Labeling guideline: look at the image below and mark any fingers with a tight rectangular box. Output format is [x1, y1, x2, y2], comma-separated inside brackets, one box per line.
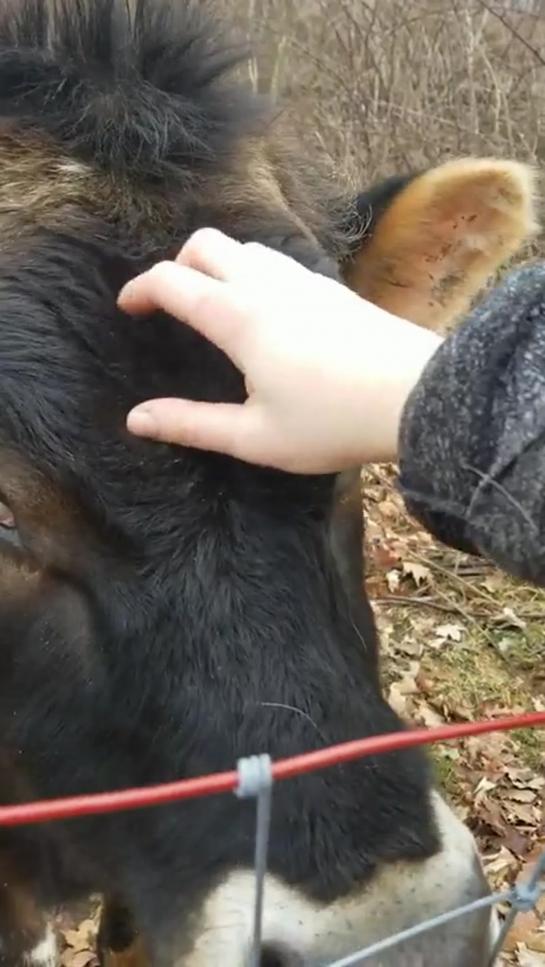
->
[127, 398, 269, 464]
[176, 228, 246, 281]
[118, 261, 249, 365]
[118, 229, 317, 353]
[177, 227, 311, 282]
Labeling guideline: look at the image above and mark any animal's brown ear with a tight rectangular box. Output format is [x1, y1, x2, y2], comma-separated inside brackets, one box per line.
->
[342, 159, 538, 332]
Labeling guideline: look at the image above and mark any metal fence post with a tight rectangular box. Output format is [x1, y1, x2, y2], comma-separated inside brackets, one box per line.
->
[236, 754, 273, 967]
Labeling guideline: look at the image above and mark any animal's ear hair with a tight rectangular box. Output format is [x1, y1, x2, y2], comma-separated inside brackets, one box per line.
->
[341, 159, 538, 332]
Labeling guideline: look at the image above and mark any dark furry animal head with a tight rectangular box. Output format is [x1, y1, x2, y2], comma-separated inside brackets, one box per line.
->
[0, 6, 435, 958]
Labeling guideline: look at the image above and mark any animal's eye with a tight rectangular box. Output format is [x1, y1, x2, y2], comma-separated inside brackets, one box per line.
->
[0, 500, 21, 547]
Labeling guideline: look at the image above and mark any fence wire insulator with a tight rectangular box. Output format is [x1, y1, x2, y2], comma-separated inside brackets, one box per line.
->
[488, 848, 545, 966]
[236, 754, 273, 967]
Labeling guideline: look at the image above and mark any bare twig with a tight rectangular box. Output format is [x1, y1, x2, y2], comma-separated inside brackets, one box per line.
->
[374, 595, 545, 622]
[477, 0, 545, 67]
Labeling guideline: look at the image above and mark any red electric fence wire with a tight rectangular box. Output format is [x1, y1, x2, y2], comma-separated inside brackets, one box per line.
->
[1, 711, 544, 827]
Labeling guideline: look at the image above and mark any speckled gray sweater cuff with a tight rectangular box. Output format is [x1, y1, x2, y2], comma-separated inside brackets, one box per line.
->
[398, 262, 545, 586]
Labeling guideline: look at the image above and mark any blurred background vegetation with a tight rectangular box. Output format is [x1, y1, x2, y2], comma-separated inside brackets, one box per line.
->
[223, 0, 545, 245]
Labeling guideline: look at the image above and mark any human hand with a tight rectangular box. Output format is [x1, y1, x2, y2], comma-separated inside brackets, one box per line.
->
[118, 229, 442, 473]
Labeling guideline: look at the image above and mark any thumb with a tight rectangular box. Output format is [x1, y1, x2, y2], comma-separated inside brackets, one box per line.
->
[127, 398, 268, 463]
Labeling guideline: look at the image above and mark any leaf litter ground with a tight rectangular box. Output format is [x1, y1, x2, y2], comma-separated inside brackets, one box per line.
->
[364, 464, 545, 966]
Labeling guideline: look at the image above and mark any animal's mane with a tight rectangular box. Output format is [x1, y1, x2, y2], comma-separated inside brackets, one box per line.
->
[0, 0, 262, 179]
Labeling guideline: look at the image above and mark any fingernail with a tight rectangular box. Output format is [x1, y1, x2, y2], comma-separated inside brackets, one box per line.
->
[118, 280, 134, 303]
[127, 406, 157, 436]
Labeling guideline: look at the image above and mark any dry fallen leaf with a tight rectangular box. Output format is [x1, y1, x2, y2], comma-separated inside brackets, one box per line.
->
[501, 607, 527, 631]
[386, 568, 400, 592]
[516, 947, 545, 966]
[434, 622, 463, 643]
[63, 921, 96, 950]
[373, 544, 400, 569]
[475, 776, 498, 807]
[396, 637, 424, 658]
[506, 770, 544, 791]
[503, 826, 531, 859]
[505, 790, 538, 805]
[377, 499, 398, 519]
[388, 682, 409, 716]
[402, 560, 430, 586]
[484, 846, 520, 881]
[482, 573, 504, 594]
[527, 935, 545, 956]
[414, 701, 444, 728]
[504, 912, 543, 953]
[61, 950, 96, 967]
[388, 683, 418, 718]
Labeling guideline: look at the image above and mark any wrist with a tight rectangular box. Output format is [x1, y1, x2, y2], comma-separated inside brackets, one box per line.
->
[358, 322, 443, 465]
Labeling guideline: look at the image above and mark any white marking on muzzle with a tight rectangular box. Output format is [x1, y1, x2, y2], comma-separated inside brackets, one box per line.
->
[182, 791, 494, 966]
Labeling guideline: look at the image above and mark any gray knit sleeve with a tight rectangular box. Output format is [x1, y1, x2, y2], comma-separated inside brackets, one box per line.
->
[397, 262, 545, 586]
